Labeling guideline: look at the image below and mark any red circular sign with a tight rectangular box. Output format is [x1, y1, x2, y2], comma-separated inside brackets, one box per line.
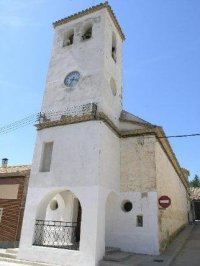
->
[158, 196, 171, 208]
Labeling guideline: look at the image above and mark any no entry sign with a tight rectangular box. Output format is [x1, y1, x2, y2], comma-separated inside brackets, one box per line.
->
[158, 195, 171, 208]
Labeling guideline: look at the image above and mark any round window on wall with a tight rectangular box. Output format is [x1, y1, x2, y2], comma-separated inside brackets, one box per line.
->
[110, 78, 117, 96]
[50, 200, 59, 211]
[121, 200, 133, 212]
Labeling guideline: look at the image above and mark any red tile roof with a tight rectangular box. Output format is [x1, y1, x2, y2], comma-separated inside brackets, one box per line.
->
[0, 165, 31, 177]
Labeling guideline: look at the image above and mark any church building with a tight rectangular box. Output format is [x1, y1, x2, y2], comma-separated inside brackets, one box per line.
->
[18, 3, 190, 266]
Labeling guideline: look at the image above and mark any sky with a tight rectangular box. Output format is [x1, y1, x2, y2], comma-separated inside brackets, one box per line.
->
[0, 0, 199, 180]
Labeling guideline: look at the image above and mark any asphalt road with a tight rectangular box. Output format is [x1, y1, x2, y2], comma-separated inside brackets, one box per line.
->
[171, 222, 200, 266]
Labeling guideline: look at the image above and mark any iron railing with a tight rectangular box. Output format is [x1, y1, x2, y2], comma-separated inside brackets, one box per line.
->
[33, 220, 80, 250]
[37, 102, 97, 123]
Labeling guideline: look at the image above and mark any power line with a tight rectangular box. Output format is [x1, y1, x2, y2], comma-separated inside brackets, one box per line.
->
[159, 133, 200, 139]
[0, 112, 200, 139]
[0, 114, 37, 135]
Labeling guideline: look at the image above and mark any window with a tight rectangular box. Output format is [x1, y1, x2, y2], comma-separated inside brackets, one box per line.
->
[0, 185, 19, 199]
[137, 215, 143, 227]
[50, 200, 58, 211]
[82, 22, 92, 40]
[40, 142, 53, 172]
[111, 32, 117, 62]
[0, 208, 3, 223]
[110, 78, 117, 96]
[121, 200, 133, 212]
[63, 29, 74, 47]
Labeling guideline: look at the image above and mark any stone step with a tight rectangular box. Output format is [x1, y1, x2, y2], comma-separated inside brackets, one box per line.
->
[99, 261, 125, 266]
[0, 256, 59, 266]
[6, 248, 19, 254]
[103, 251, 132, 262]
[0, 251, 17, 259]
[105, 247, 121, 254]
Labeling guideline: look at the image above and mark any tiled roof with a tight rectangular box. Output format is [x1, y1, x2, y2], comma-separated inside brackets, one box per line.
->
[190, 187, 200, 200]
[53, 2, 125, 40]
[0, 165, 31, 177]
[120, 110, 154, 126]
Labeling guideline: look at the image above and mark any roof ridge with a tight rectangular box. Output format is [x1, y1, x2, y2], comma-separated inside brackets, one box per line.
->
[0, 164, 31, 168]
[120, 110, 155, 126]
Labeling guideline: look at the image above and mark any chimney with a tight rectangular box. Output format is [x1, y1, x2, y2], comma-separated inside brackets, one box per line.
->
[2, 158, 8, 168]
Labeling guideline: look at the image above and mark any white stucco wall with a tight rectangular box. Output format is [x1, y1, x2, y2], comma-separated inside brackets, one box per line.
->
[19, 120, 120, 265]
[19, 186, 110, 266]
[29, 121, 119, 190]
[45, 191, 75, 222]
[155, 142, 189, 250]
[98, 122, 120, 190]
[117, 135, 160, 254]
[105, 191, 159, 255]
[41, 8, 123, 126]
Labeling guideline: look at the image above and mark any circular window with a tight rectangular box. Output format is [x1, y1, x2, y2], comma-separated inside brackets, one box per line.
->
[122, 200, 133, 212]
[50, 200, 59, 211]
[110, 78, 117, 96]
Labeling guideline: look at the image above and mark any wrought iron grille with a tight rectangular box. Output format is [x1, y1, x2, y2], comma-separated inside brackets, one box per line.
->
[33, 220, 80, 250]
[37, 102, 97, 123]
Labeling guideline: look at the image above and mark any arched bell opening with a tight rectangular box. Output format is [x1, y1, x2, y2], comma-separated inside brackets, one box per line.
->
[33, 190, 82, 251]
[81, 22, 93, 40]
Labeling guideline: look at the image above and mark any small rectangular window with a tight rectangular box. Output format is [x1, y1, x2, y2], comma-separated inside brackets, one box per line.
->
[0, 208, 3, 223]
[137, 215, 143, 227]
[40, 142, 53, 172]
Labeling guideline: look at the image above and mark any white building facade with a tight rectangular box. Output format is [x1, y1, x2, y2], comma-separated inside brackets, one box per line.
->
[18, 3, 190, 266]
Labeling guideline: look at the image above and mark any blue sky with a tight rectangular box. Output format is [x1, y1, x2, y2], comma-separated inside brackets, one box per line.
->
[0, 0, 199, 180]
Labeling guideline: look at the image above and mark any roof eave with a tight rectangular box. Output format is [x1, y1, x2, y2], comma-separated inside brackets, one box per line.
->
[52, 2, 125, 41]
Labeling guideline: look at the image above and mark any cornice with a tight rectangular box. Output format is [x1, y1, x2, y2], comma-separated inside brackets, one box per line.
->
[36, 113, 189, 190]
[154, 126, 189, 190]
[53, 2, 125, 41]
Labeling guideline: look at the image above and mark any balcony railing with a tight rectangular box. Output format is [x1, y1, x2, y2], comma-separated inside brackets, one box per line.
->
[37, 103, 97, 124]
[33, 220, 80, 250]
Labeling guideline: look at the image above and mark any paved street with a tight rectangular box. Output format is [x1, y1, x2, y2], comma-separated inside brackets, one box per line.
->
[171, 222, 200, 266]
[0, 224, 199, 266]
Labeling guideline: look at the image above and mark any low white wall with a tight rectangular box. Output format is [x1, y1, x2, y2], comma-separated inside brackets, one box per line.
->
[18, 186, 110, 266]
[105, 191, 160, 255]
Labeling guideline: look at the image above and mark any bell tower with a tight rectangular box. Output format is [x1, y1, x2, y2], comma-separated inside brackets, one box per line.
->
[41, 2, 125, 124]
[18, 3, 125, 266]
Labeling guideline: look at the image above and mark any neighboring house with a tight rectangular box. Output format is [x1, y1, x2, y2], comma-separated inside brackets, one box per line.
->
[190, 187, 200, 220]
[0, 159, 30, 248]
[15, 3, 190, 266]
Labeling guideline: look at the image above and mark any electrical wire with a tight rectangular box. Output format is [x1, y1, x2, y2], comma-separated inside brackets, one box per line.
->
[0, 112, 199, 139]
[159, 133, 200, 139]
[0, 114, 37, 135]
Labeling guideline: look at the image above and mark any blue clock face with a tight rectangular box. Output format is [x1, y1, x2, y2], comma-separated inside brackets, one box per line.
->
[64, 71, 80, 87]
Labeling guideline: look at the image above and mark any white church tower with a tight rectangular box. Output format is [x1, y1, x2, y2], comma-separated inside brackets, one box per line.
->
[18, 2, 190, 265]
[18, 3, 125, 266]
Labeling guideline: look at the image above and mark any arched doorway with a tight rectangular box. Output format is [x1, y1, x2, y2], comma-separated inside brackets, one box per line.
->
[33, 190, 82, 250]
